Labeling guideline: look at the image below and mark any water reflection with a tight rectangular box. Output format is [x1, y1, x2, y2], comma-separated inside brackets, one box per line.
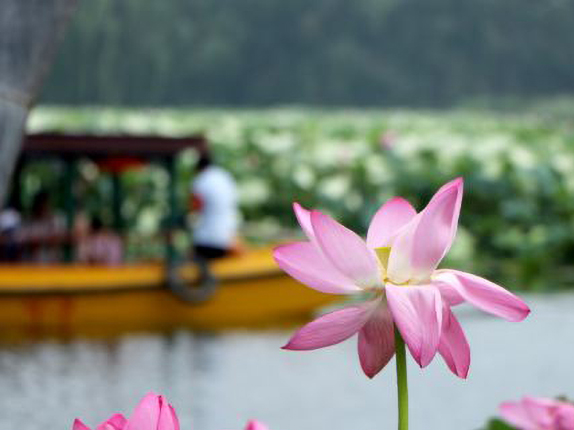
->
[0, 293, 573, 430]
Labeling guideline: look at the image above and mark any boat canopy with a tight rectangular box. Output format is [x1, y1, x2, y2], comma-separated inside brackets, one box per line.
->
[13, 132, 208, 263]
[22, 132, 207, 160]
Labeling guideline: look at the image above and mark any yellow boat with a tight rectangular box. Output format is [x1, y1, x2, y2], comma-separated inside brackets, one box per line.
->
[0, 246, 337, 342]
[0, 133, 338, 342]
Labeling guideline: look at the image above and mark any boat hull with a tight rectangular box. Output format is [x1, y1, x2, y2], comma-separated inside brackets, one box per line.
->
[0, 249, 338, 342]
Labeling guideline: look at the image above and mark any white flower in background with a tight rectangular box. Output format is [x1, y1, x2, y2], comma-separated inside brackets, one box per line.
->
[344, 191, 363, 211]
[320, 175, 350, 200]
[481, 155, 504, 180]
[392, 133, 426, 158]
[472, 134, 509, 160]
[365, 155, 391, 183]
[509, 146, 537, 170]
[206, 116, 243, 148]
[551, 149, 574, 176]
[153, 115, 184, 136]
[310, 138, 346, 168]
[27, 110, 58, 132]
[239, 178, 270, 206]
[138, 208, 161, 234]
[254, 131, 296, 154]
[293, 165, 315, 189]
[347, 139, 371, 161]
[431, 133, 466, 168]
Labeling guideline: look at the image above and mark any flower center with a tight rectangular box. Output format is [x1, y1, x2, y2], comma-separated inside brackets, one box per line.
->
[375, 246, 413, 287]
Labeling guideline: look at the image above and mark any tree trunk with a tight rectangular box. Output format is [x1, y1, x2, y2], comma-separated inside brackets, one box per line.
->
[0, 0, 77, 205]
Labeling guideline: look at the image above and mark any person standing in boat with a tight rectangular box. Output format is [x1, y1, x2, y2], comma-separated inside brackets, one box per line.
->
[189, 151, 240, 260]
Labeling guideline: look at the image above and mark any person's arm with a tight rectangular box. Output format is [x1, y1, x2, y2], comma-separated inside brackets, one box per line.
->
[188, 193, 203, 212]
[229, 236, 246, 255]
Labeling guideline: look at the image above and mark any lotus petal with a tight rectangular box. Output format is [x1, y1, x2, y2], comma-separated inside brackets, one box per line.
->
[126, 393, 159, 430]
[357, 304, 395, 378]
[273, 242, 361, 294]
[293, 202, 315, 241]
[500, 401, 539, 430]
[366, 197, 417, 249]
[388, 178, 463, 283]
[440, 270, 530, 322]
[73, 420, 91, 430]
[311, 210, 380, 287]
[96, 414, 127, 430]
[283, 303, 375, 350]
[386, 285, 443, 367]
[244, 420, 270, 430]
[438, 305, 470, 378]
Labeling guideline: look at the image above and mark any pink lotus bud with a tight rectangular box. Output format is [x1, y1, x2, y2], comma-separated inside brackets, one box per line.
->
[244, 420, 270, 430]
[72, 413, 127, 430]
[124, 393, 180, 430]
[379, 130, 396, 150]
[72, 393, 179, 430]
[500, 396, 574, 430]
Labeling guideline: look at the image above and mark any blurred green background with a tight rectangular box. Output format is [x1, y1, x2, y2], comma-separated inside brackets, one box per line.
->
[21, 0, 574, 295]
[24, 103, 574, 292]
[39, 0, 574, 107]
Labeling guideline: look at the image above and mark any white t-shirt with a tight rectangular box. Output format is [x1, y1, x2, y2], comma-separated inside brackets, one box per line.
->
[191, 166, 238, 248]
[0, 208, 21, 232]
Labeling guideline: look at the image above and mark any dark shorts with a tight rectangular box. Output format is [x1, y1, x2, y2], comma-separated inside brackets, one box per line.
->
[194, 244, 229, 260]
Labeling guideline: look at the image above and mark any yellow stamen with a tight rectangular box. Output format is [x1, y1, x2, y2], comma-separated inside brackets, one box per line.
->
[375, 246, 391, 272]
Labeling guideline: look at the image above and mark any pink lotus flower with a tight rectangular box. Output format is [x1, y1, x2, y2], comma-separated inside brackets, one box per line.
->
[124, 393, 180, 430]
[73, 393, 179, 430]
[500, 396, 574, 430]
[221, 419, 270, 430]
[274, 178, 530, 378]
[243, 420, 270, 430]
[73, 414, 127, 430]
[379, 130, 396, 150]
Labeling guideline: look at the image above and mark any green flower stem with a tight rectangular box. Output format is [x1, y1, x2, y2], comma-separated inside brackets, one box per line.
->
[395, 326, 409, 430]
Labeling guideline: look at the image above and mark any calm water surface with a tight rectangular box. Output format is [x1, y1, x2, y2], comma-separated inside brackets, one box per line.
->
[1, 293, 573, 430]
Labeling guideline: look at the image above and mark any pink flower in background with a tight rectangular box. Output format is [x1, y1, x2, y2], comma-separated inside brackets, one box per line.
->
[500, 396, 574, 430]
[379, 130, 396, 150]
[73, 414, 127, 430]
[70, 393, 270, 430]
[73, 393, 179, 430]
[243, 420, 270, 430]
[221, 419, 270, 430]
[124, 393, 180, 430]
[274, 178, 530, 378]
